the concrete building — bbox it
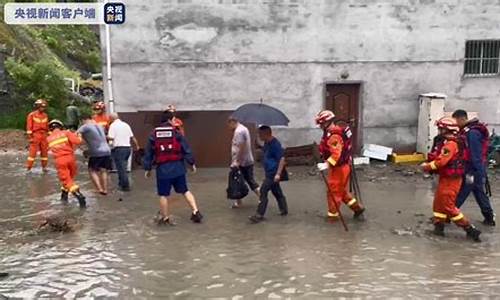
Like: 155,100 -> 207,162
103,0 -> 500,166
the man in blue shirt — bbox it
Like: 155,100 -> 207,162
453,109 -> 495,226
143,110 -> 203,225
249,126 -> 288,223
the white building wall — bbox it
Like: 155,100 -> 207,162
104,0 -> 500,149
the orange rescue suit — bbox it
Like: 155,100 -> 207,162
93,113 -> 110,132
47,129 -> 82,193
323,125 -> 363,217
423,139 -> 470,228
26,110 -> 49,170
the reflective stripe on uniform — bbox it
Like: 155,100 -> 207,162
430,161 -> 438,170
27,157 -> 35,161
327,157 -> 337,166
69,185 -> 79,193
41,157 -> 48,161
26,131 -> 33,134
48,137 -> 69,147
433,212 -> 447,219
451,213 -> 464,222
347,198 -> 357,207
33,117 -> 48,123
328,211 -> 339,217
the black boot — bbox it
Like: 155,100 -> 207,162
433,223 -> 445,237
482,213 -> 496,227
190,211 -> 203,223
73,190 -> 87,208
465,225 -> 481,242
60,190 -> 69,202
354,207 -> 366,220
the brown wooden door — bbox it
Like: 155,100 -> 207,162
325,84 -> 361,153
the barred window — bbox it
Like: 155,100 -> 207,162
464,40 -> 500,76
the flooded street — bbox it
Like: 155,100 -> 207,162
1,154 -> 500,299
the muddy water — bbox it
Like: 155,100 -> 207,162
1,154 -> 500,299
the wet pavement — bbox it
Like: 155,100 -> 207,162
1,154 -> 500,299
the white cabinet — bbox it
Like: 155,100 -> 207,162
416,93 -> 446,157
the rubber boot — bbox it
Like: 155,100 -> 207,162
60,189 -> 69,202
465,225 -> 481,242
73,190 -> 87,208
433,223 -> 445,237
190,211 -> 203,223
482,213 -> 496,227
353,207 -> 366,220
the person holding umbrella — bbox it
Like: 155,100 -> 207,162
249,125 -> 288,223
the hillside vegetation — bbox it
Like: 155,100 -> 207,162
0,0 -> 101,129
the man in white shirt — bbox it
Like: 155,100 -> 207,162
108,113 -> 140,191
227,116 -> 260,208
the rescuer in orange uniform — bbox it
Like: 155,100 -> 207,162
26,99 -> 50,172
92,101 -> 110,132
47,119 -> 87,208
166,104 -> 185,136
315,110 -> 365,220
420,117 -> 481,242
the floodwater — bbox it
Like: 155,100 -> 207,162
1,154 -> 500,299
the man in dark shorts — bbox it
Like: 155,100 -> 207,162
143,109 -> 203,225
77,113 -> 112,195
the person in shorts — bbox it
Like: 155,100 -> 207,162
143,109 -> 203,225
78,113 -> 112,195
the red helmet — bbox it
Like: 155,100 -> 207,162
93,101 -> 106,111
34,99 -> 48,108
436,117 -> 459,133
315,110 -> 335,125
166,104 -> 176,113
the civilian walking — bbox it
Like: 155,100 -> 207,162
227,116 -> 260,208
108,113 -> 140,192
249,126 -> 288,223
78,113 -> 112,195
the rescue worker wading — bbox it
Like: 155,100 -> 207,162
47,120 -> 87,208
92,101 -> 110,132
315,110 -> 365,220
420,117 -> 481,242
143,109 -> 203,225
26,99 -> 49,172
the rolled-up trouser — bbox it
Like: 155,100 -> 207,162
327,163 -> 363,217
239,165 -> 259,191
433,176 -> 470,228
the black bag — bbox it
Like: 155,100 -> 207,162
226,168 -> 249,200
280,167 -> 289,182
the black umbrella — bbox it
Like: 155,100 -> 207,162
231,102 -> 290,126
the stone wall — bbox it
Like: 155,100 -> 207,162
104,0 -> 500,148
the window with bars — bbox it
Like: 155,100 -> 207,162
464,40 -> 500,76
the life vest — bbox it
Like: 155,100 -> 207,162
439,138 -> 465,177
319,125 -> 353,165
154,126 -> 182,164
461,121 -> 489,164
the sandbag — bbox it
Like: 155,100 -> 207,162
226,168 -> 249,200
